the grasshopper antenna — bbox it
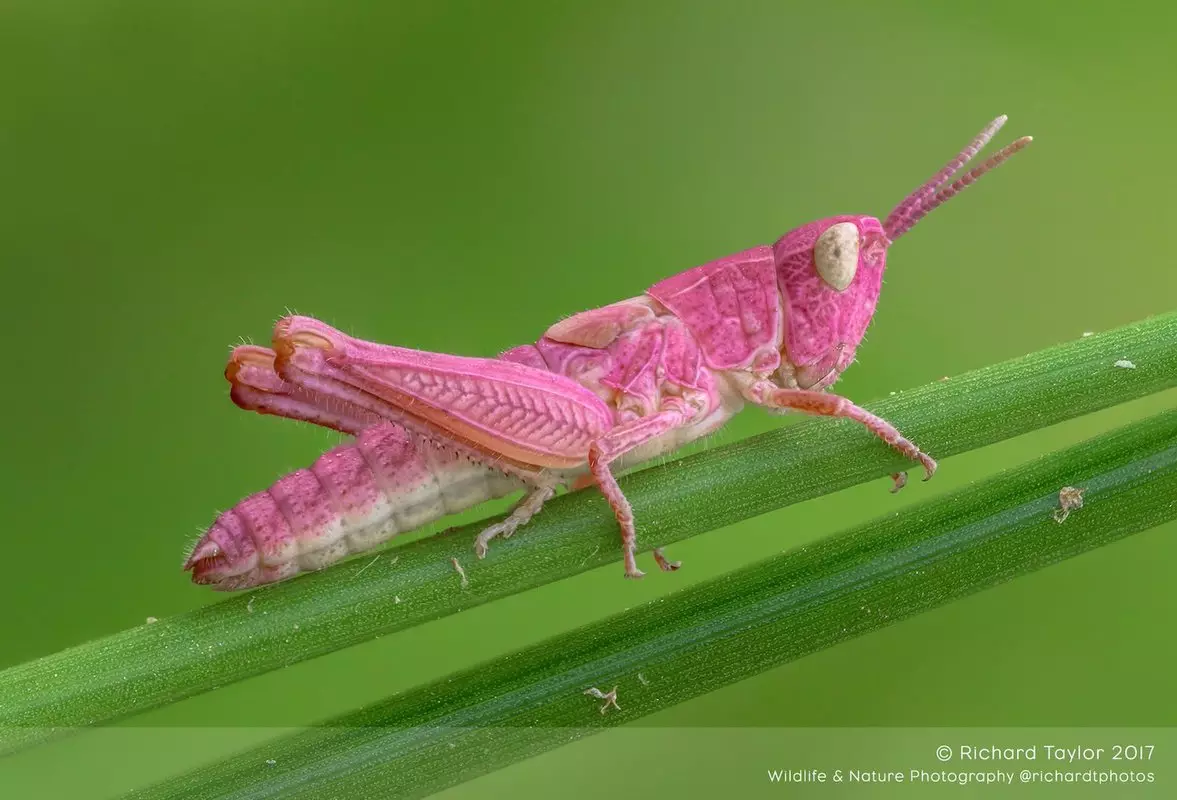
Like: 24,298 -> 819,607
884,115 -> 1032,241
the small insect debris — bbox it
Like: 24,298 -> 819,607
246,596 -> 255,614
584,686 -> 621,714
145,617 -> 158,625
451,557 -> 469,588
637,673 -> 650,686
1113,359 -> 1136,370
1081,331 -> 1094,337
265,759 -> 277,767
394,595 -> 403,604
1053,486 -> 1086,523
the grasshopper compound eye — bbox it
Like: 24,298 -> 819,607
813,221 -> 860,291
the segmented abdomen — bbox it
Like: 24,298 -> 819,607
195,422 -> 523,589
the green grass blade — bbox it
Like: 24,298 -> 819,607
133,408 -> 1177,799
1,312 -> 1175,756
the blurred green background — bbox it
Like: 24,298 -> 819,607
2,1 -> 1175,797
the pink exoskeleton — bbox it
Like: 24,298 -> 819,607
185,116 -> 1032,590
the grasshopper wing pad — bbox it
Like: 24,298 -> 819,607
335,343 -> 615,469
544,300 -> 656,349
646,245 -> 782,373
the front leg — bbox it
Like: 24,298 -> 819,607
743,380 -> 936,489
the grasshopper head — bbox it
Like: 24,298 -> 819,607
771,214 -> 888,389
772,115 -> 1031,391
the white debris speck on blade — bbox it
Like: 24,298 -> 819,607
265,759 -> 277,767
1114,359 -> 1136,369
145,617 -> 158,625
1053,486 -> 1086,523
1081,331 -> 1094,337
584,686 -> 621,714
353,555 -> 380,579
451,557 -> 469,589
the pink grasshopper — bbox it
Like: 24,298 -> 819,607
185,116 -> 1031,590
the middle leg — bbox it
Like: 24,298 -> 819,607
587,403 -> 693,579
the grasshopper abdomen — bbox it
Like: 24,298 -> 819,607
186,422 -> 522,589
